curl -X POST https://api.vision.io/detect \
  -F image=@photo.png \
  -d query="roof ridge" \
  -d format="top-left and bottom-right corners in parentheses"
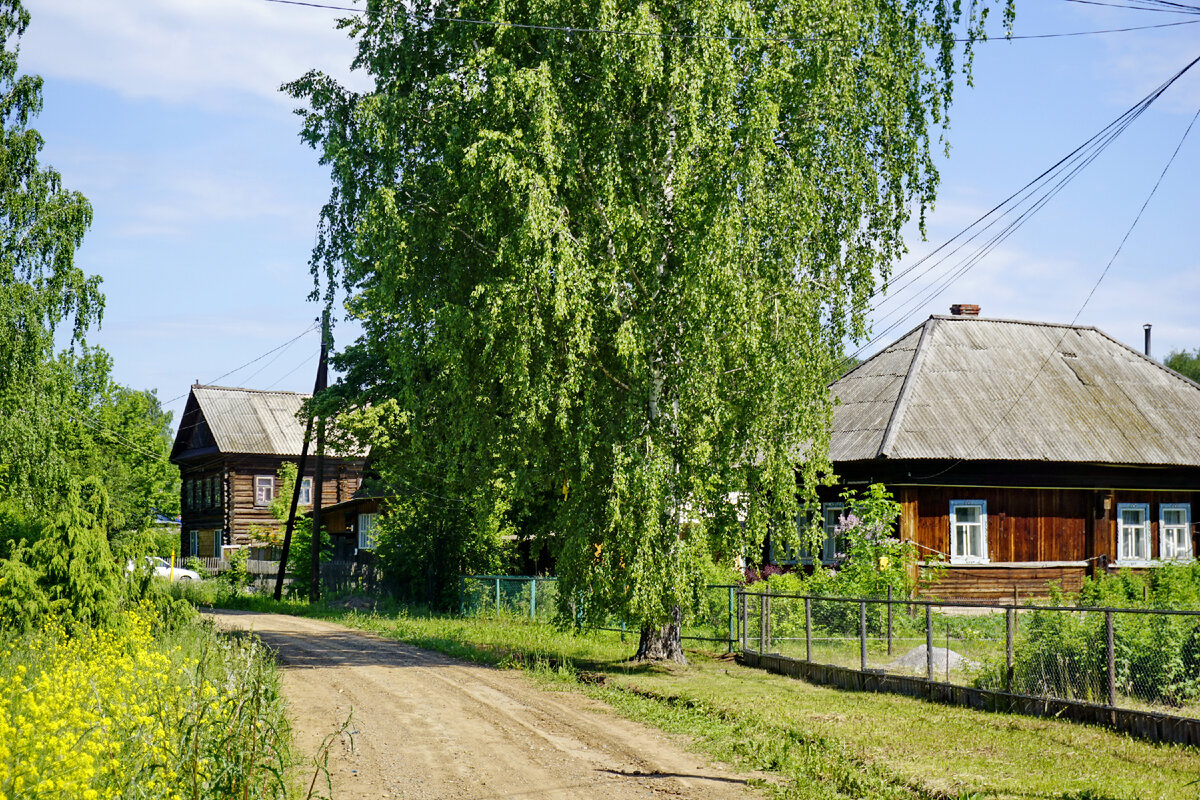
top-left (929, 314), bottom-right (1101, 333)
top-left (194, 384), bottom-right (310, 397)
top-left (876, 316), bottom-right (938, 459)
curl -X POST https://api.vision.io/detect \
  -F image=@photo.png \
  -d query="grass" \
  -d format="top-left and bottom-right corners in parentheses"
top-left (206, 594), bottom-right (1199, 800)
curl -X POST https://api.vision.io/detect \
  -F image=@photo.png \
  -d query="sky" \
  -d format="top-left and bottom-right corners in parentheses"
top-left (18, 0), bottom-right (1200, 430)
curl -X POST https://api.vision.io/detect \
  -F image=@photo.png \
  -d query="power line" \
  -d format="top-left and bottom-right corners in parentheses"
top-left (162, 321), bottom-right (320, 406)
top-left (849, 51), bottom-right (1200, 362)
top-left (74, 414), bottom-right (169, 462)
top-left (261, 0), bottom-right (1200, 41)
top-left (910, 102), bottom-right (1200, 481)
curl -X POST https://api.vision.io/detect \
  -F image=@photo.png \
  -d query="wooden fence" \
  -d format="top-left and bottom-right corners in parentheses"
top-left (190, 557), bottom-right (380, 594)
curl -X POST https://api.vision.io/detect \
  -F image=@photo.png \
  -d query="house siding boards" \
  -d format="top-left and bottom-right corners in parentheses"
top-left (818, 313), bottom-right (1200, 602)
top-left (170, 385), bottom-right (366, 557)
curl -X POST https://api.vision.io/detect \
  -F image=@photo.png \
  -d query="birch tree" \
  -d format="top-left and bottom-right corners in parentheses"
top-left (290, 0), bottom-right (1011, 660)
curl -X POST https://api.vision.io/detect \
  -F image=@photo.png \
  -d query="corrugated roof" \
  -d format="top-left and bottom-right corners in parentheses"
top-left (830, 316), bottom-right (1200, 466)
top-left (190, 385), bottom-right (310, 455)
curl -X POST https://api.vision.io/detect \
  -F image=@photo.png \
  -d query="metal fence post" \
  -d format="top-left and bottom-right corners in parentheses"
top-left (727, 586), bottom-right (736, 654)
top-left (926, 604), bottom-right (934, 682)
top-left (804, 597), bottom-right (812, 662)
top-left (1106, 609), bottom-right (1116, 708)
top-left (887, 586), bottom-right (894, 657)
top-left (860, 600), bottom-right (868, 672)
top-left (1005, 607), bottom-right (1014, 693)
top-left (530, 578), bottom-right (537, 620)
top-left (739, 590), bottom-right (747, 651)
top-left (494, 576), bottom-right (501, 615)
top-left (759, 593), bottom-right (767, 655)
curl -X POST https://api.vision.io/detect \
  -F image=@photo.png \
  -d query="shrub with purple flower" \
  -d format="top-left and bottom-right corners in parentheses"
top-left (828, 484), bottom-right (916, 598)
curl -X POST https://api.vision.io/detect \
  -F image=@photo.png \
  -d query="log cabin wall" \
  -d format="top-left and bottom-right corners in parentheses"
top-left (178, 455), bottom-right (365, 553)
top-left (888, 484), bottom-right (1200, 601)
top-left (225, 456), bottom-right (364, 545)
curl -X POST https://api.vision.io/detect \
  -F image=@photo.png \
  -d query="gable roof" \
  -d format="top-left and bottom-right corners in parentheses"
top-left (830, 315), bottom-right (1200, 466)
top-left (171, 385), bottom-right (311, 461)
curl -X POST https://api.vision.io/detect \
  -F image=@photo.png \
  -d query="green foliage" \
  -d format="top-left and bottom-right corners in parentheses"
top-left (283, 516), bottom-right (331, 599)
top-left (0, 542), bottom-right (48, 632)
top-left (222, 546), bottom-right (254, 596)
top-left (978, 571), bottom-right (1200, 707)
top-left (34, 477), bottom-right (120, 628)
top-left (289, 0), bottom-right (1012, 639)
top-left (376, 493), bottom-right (513, 610)
top-left (1164, 348), bottom-right (1200, 384)
top-left (0, 2), bottom-right (175, 530)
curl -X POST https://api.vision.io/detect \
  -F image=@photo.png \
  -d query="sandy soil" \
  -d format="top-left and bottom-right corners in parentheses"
top-left (207, 610), bottom-right (763, 800)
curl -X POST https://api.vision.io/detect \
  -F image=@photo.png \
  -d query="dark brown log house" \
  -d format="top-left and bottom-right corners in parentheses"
top-left (169, 385), bottom-right (367, 560)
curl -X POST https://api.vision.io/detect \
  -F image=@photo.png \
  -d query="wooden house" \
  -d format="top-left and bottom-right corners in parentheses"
top-left (790, 307), bottom-right (1200, 601)
top-left (169, 384), bottom-right (367, 560)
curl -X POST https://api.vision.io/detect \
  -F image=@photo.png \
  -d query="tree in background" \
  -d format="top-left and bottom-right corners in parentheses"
top-left (1164, 349), bottom-right (1200, 384)
top-left (290, 0), bottom-right (1012, 660)
top-left (0, 1), bottom-right (176, 539)
top-left (0, 0), bottom-right (101, 512)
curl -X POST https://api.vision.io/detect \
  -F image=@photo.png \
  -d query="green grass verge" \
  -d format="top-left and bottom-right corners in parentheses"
top-left (210, 596), bottom-right (1199, 800)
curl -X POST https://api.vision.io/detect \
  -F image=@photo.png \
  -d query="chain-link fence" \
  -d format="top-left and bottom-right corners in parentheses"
top-left (460, 576), bottom-right (740, 650)
top-left (739, 591), bottom-right (1200, 722)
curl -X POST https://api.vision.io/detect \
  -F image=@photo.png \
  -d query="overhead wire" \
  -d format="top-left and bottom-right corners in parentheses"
top-left (261, 0), bottom-right (1200, 40)
top-left (848, 51), bottom-right (1200, 362)
top-left (909, 101), bottom-right (1200, 481)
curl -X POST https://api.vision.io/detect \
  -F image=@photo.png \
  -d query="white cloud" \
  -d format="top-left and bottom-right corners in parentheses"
top-left (22, 0), bottom-right (372, 111)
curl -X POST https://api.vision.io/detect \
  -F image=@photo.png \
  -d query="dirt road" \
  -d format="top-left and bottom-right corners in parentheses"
top-left (208, 610), bottom-right (762, 800)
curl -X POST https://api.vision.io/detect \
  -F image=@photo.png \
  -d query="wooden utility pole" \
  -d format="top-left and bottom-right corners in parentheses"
top-left (309, 314), bottom-right (330, 602)
top-left (273, 311), bottom-right (329, 601)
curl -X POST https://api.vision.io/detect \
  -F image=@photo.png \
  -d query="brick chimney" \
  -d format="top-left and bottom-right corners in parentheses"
top-left (949, 304), bottom-right (981, 317)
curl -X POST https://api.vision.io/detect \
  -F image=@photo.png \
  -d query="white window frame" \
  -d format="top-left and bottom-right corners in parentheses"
top-left (358, 513), bottom-right (378, 551)
top-left (1159, 503), bottom-right (1192, 561)
top-left (254, 475), bottom-right (275, 506)
top-left (949, 500), bottom-right (988, 564)
top-left (299, 477), bottom-right (313, 506)
top-left (1117, 503), bottom-right (1152, 564)
top-left (210, 529), bottom-right (223, 558)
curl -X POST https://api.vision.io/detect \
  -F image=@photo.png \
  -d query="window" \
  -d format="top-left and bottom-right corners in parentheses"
top-left (185, 479), bottom-right (195, 512)
top-left (950, 500), bottom-right (988, 563)
top-left (203, 476), bottom-right (212, 509)
top-left (211, 530), bottom-right (223, 558)
top-left (255, 475), bottom-right (275, 506)
top-left (1117, 503), bottom-right (1151, 563)
top-left (358, 513), bottom-right (378, 551)
top-left (187, 530), bottom-right (198, 557)
top-left (778, 503), bottom-right (844, 565)
top-left (1160, 503), bottom-right (1192, 561)
top-left (299, 477), bottom-right (313, 506)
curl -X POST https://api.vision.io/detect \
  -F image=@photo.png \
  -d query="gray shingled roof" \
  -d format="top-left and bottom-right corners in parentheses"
top-left (190, 385), bottom-right (310, 455)
top-left (830, 316), bottom-right (1200, 466)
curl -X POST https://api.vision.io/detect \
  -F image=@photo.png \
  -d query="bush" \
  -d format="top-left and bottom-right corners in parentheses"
top-left (0, 609), bottom-right (292, 799)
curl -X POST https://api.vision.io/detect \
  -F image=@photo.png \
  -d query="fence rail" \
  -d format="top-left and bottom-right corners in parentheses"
top-left (737, 590), bottom-right (1200, 745)
top-left (460, 575), bottom-right (740, 651)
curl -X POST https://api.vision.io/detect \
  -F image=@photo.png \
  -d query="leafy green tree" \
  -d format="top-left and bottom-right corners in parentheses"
top-left (290, 0), bottom-right (1011, 660)
top-left (34, 476), bottom-right (120, 628)
top-left (0, 0), bottom-right (102, 513)
top-left (56, 348), bottom-right (179, 533)
top-left (1164, 349), bottom-right (1200, 384)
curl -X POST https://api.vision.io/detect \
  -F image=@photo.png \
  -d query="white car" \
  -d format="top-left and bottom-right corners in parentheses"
top-left (126, 556), bottom-right (201, 582)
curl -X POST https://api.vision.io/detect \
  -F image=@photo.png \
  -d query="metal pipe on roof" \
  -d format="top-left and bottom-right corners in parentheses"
top-left (1144, 324), bottom-right (1151, 358)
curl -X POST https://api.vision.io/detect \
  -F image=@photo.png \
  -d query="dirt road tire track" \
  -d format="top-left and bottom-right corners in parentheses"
top-left (208, 610), bottom-right (764, 800)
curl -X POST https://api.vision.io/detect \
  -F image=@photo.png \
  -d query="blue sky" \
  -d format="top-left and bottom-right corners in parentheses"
top-left (20, 0), bottom-right (1200, 428)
